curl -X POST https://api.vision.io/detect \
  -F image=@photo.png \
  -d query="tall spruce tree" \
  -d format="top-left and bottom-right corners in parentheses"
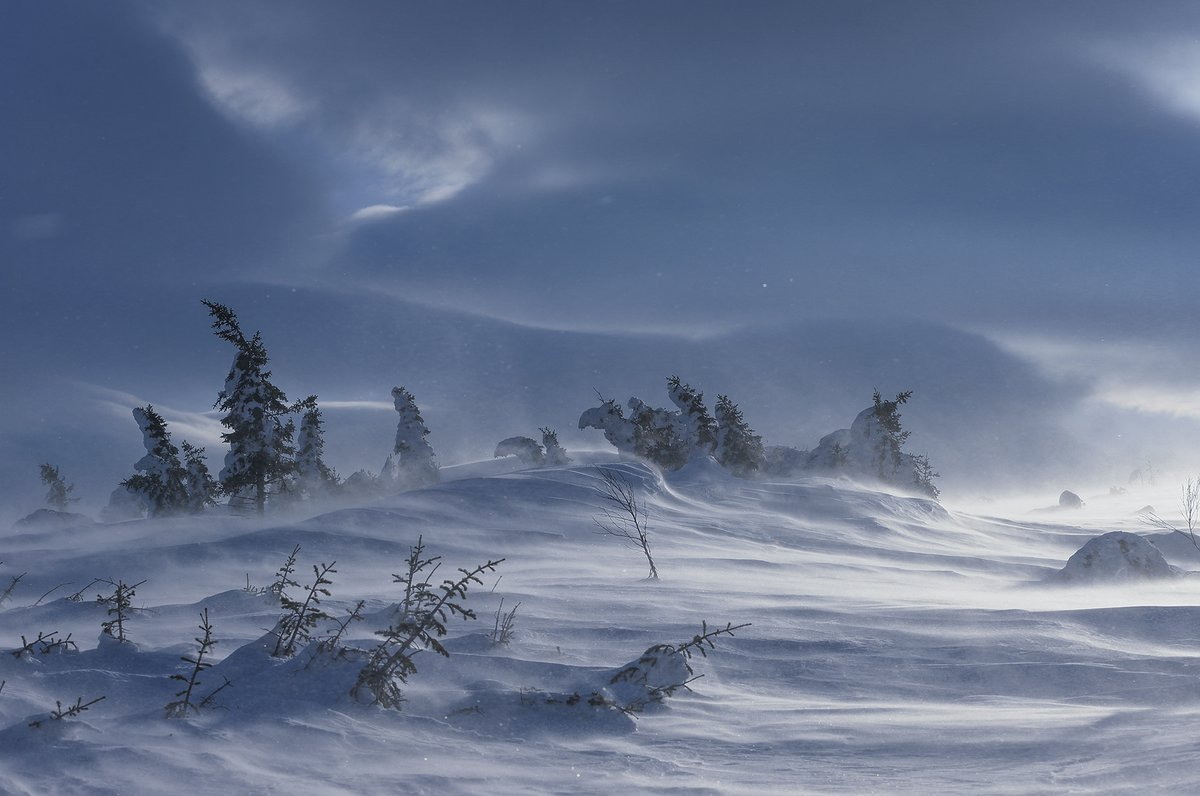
top-left (714, 395), bottom-right (765, 477)
top-left (122, 405), bottom-right (189, 515)
top-left (203, 300), bottom-right (297, 514)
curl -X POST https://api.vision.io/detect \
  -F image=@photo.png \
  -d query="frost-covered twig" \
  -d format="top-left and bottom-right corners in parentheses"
top-left (29, 695), bottom-right (106, 728)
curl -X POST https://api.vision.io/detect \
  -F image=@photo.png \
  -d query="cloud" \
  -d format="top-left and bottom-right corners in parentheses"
top-left (1094, 38), bottom-right (1200, 123)
top-left (79, 383), bottom-right (225, 448)
top-left (348, 204), bottom-right (408, 222)
top-left (196, 63), bottom-right (312, 128)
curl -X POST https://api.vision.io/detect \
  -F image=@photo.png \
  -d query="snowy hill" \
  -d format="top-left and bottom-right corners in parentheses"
top-left (3, 463), bottom-right (1200, 793)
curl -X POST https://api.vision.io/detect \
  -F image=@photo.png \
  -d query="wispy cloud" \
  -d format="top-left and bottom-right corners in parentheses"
top-left (77, 383), bottom-right (225, 446)
top-left (1092, 38), bottom-right (1200, 123)
top-left (196, 63), bottom-right (312, 128)
top-left (348, 204), bottom-right (408, 222)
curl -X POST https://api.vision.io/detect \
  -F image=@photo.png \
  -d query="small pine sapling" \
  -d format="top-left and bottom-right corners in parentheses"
top-left (28, 696), bottom-right (106, 729)
top-left (270, 544), bottom-right (302, 600)
top-left (352, 547), bottom-right (503, 708)
top-left (593, 467), bottom-right (658, 580)
top-left (97, 579), bottom-right (146, 643)
top-left (166, 609), bottom-right (218, 718)
top-left (0, 570), bottom-right (26, 608)
top-left (272, 561), bottom-right (335, 657)
top-left (310, 600), bottom-right (366, 664)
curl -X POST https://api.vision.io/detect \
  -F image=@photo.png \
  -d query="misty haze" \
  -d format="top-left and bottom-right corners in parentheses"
top-left (5, 2), bottom-right (1200, 793)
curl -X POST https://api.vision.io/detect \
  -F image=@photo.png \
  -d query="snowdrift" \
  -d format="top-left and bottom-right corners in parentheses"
top-left (2, 463), bottom-right (1200, 793)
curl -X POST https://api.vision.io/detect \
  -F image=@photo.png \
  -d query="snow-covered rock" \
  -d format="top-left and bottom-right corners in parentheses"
top-left (13, 508), bottom-right (93, 530)
top-left (1054, 531), bottom-right (1180, 583)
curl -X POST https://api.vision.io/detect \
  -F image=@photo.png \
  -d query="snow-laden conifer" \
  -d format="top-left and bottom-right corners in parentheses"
top-left (628, 397), bottom-right (689, 471)
top-left (667, 376), bottom-right (718, 458)
top-left (121, 405), bottom-right (189, 516)
top-left (294, 396), bottom-right (338, 499)
top-left (180, 441), bottom-right (219, 513)
top-left (714, 395), bottom-right (765, 478)
top-left (578, 397), bottom-right (638, 457)
top-left (203, 300), bottom-right (297, 514)
top-left (385, 386), bottom-right (439, 489)
top-left (38, 463), bottom-right (75, 510)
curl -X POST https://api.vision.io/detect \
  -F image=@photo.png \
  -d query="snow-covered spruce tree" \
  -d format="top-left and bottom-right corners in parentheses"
top-left (121, 405), bottom-right (189, 516)
top-left (541, 427), bottom-right (572, 465)
top-left (39, 463), bottom-right (75, 509)
top-left (385, 386), bottom-right (438, 489)
top-left (203, 300), bottom-right (297, 514)
top-left (667, 376), bottom-right (718, 459)
top-left (294, 396), bottom-right (338, 499)
top-left (714, 395), bottom-right (765, 478)
top-left (628, 397), bottom-right (690, 471)
top-left (579, 393), bottom-right (689, 470)
top-left (180, 441), bottom-right (219, 513)
top-left (868, 390), bottom-right (912, 483)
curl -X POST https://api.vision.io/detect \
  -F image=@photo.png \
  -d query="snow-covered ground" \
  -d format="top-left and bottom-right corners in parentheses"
top-left (3, 458), bottom-right (1200, 794)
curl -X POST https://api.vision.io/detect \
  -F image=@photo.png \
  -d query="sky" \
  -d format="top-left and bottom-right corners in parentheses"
top-left (6, 0), bottom-right (1200, 513)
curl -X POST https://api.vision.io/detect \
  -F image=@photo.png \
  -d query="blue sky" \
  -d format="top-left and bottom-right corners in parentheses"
top-left (5, 1), bottom-right (1200, 512)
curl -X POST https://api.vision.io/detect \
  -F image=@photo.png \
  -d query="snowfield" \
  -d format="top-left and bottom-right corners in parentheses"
top-left (4, 457), bottom-right (1200, 794)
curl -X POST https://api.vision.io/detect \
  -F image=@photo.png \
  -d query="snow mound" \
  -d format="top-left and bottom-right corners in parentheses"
top-left (1054, 531), bottom-right (1180, 584)
top-left (13, 508), bottom-right (94, 530)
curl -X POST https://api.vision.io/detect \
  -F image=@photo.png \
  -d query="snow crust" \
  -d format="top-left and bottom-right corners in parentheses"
top-left (3, 464), bottom-right (1200, 793)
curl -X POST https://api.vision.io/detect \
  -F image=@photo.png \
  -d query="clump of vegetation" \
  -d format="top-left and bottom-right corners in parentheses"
top-left (352, 538), bottom-right (502, 708)
top-left (272, 560), bottom-right (336, 658)
top-left (490, 598), bottom-right (520, 646)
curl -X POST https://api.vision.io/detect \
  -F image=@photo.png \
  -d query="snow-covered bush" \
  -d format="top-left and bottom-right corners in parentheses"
top-left (805, 390), bottom-right (939, 498)
top-left (540, 427), bottom-right (571, 465)
top-left (494, 436), bottom-right (544, 466)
